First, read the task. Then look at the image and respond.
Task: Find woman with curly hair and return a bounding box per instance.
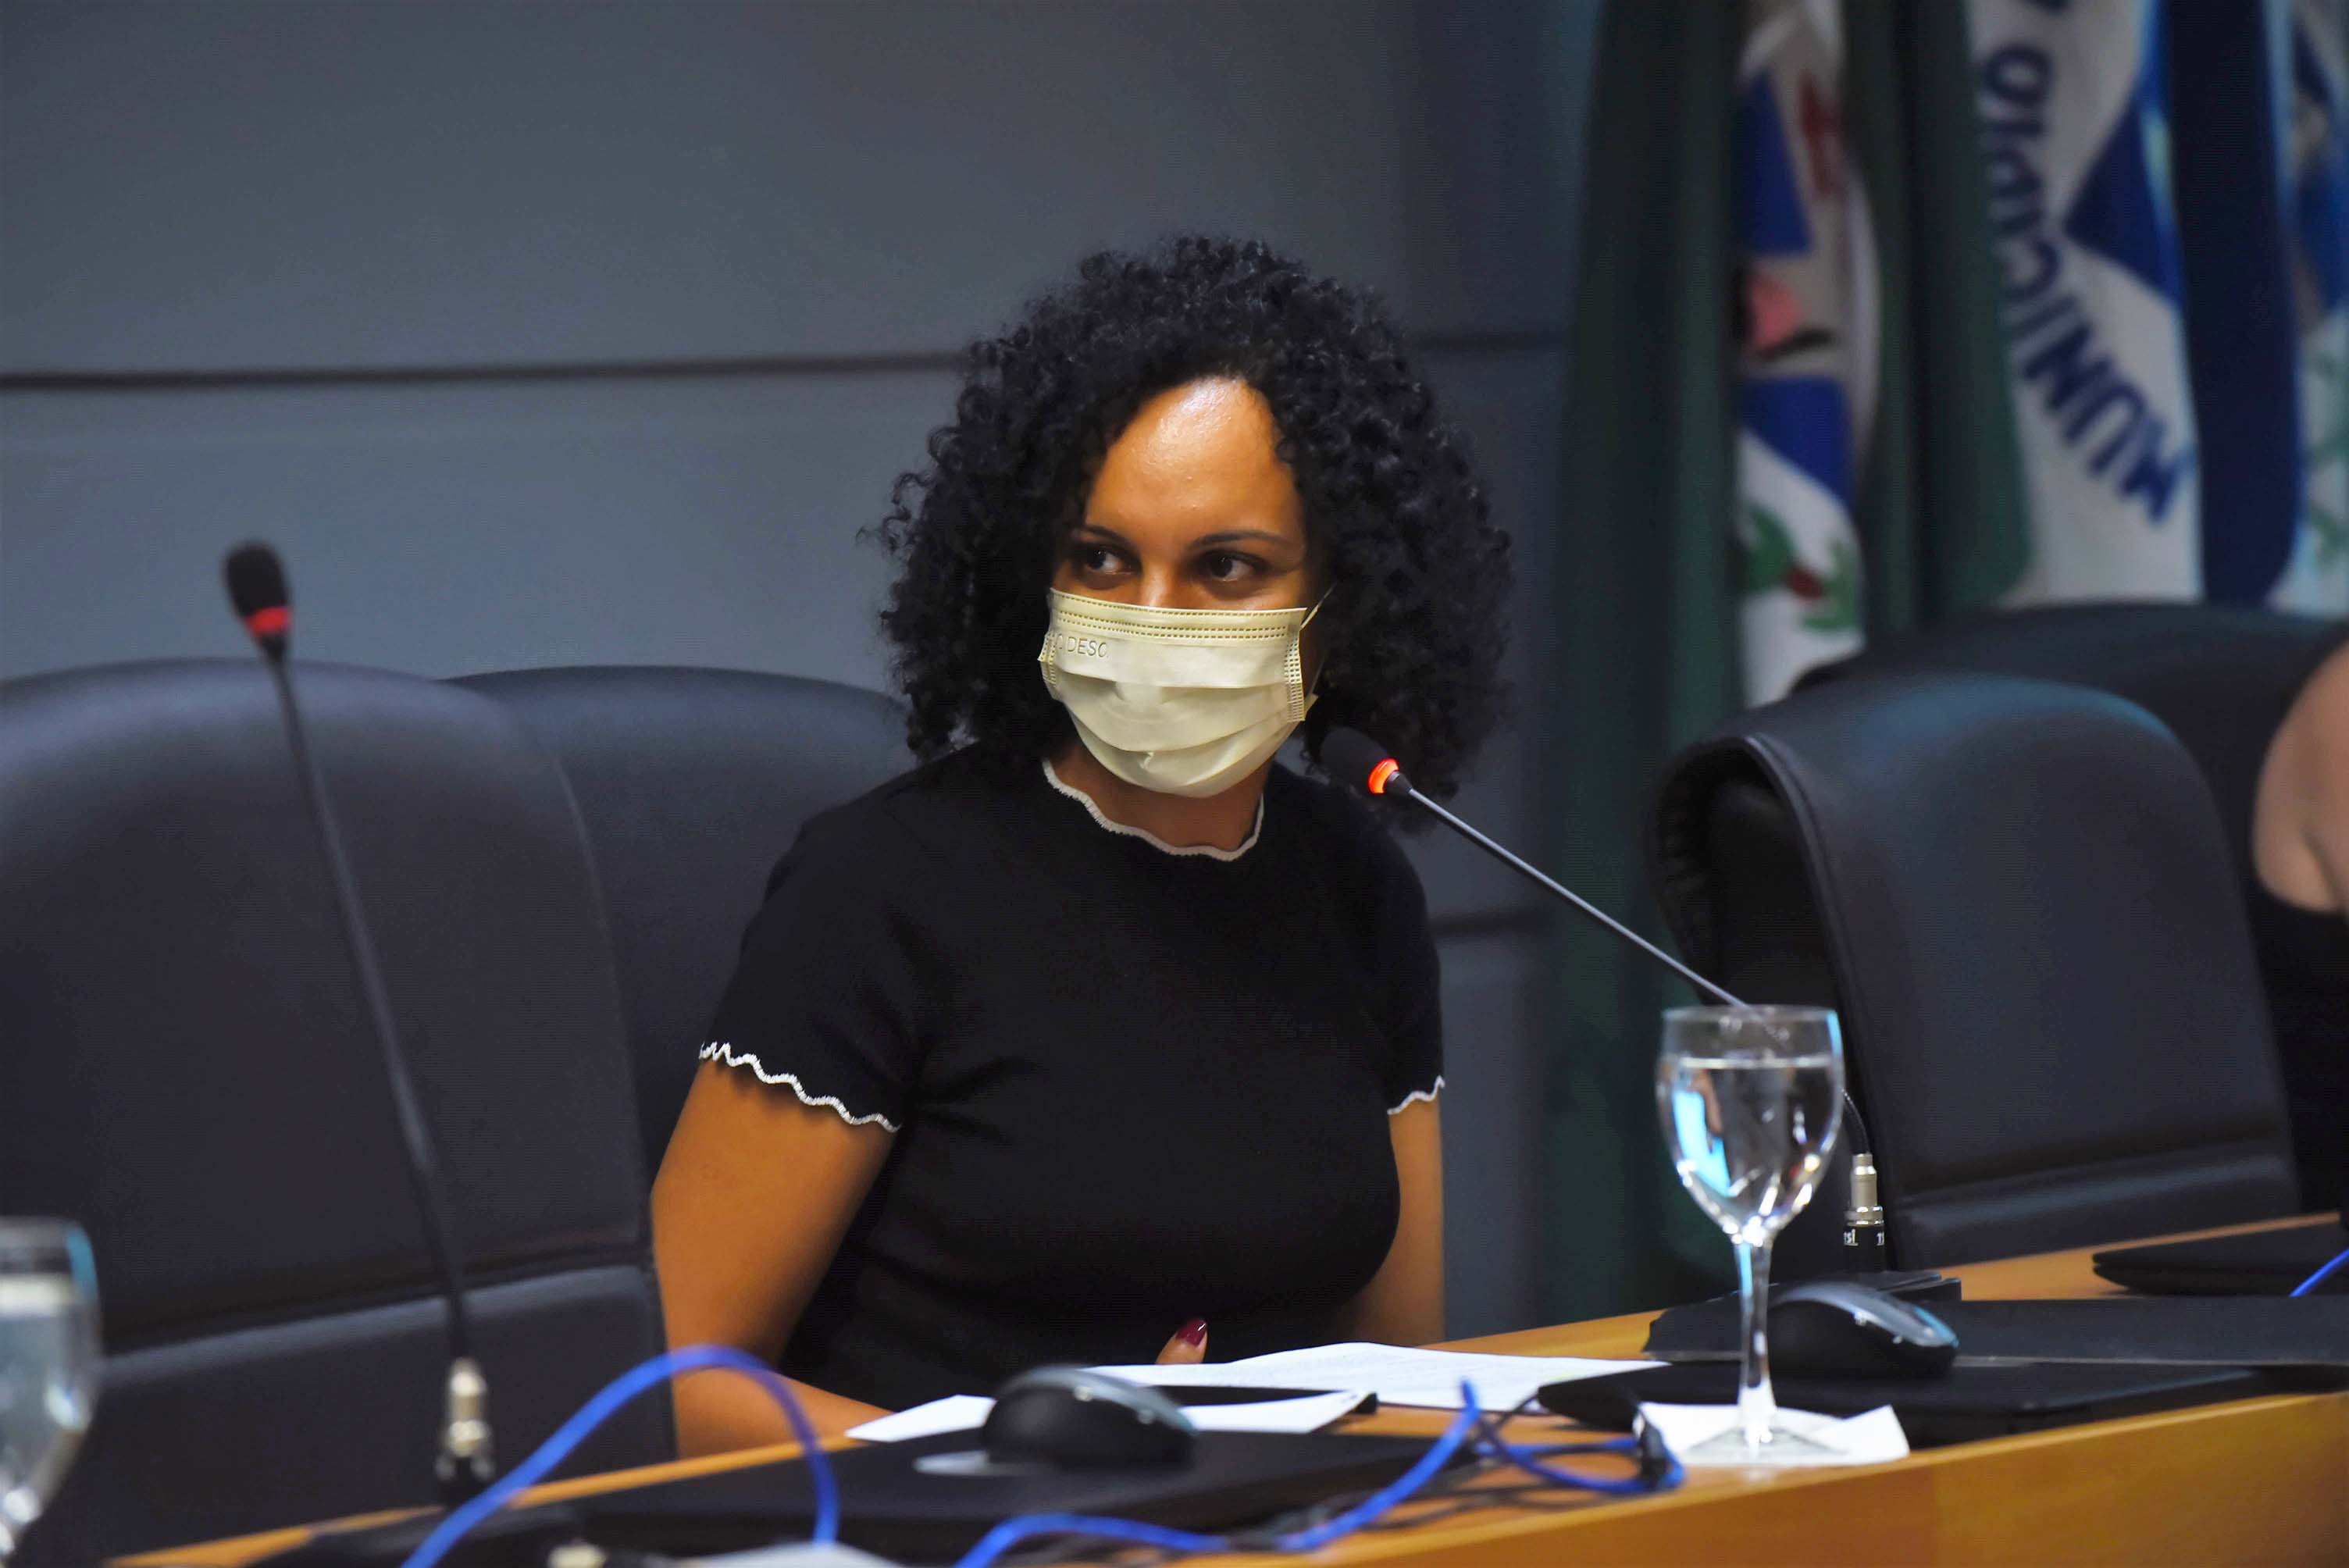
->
[653,236,1513,1452]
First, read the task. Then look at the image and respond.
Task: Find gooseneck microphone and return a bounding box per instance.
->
[224,543,495,1500]
[1321,727,1884,1264]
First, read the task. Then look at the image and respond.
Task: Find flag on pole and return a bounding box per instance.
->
[1553,0,2035,1320]
[1969,0,2203,603]
[2171,0,2308,605]
[1554,0,1746,1320]
[2277,0,2349,611]
[1844,0,2034,634]
[1733,0,1875,702]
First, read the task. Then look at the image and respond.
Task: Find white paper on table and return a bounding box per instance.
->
[1637,1402,1910,1468]
[847,1395,996,1444]
[1091,1342,1652,1411]
[846,1387,1371,1445]
[1178,1388,1371,1434]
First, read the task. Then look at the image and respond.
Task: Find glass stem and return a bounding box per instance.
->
[1735,1236,1777,1449]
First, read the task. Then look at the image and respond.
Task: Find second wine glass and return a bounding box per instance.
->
[0,1219,100,1563]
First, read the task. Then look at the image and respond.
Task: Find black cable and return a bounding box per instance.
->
[265,658,478,1366]
[1399,786,1873,1156]
[1403,792,1736,1006]
[1839,1084,1873,1156]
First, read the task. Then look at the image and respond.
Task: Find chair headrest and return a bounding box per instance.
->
[1798,604,2349,873]
[0,658,645,1339]
[458,665,908,1171]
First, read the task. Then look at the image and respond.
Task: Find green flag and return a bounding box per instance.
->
[1547,0,2027,1321]
[1551,0,1745,1322]
[1848,0,2032,631]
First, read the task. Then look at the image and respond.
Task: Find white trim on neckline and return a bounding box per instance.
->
[1041,758,1264,861]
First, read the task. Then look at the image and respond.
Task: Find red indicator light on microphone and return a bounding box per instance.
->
[244,607,291,639]
[1367,757,1401,796]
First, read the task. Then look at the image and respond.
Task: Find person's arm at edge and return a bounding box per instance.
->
[2258,646,2349,914]
[2300,655,2349,912]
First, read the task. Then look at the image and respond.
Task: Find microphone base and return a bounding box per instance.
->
[436,1355,495,1505]
[1841,1224,1890,1272]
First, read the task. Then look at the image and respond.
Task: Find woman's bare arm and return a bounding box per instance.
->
[1338,1098,1445,1345]
[652,1061,896,1453]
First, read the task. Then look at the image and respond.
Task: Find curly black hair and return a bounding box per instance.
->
[873,235,1511,802]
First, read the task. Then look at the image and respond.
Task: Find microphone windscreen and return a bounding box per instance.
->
[224,543,290,620]
[1321,727,1399,795]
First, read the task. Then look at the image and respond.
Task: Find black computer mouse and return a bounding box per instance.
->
[982,1367,1199,1468]
[1770,1280,1960,1378]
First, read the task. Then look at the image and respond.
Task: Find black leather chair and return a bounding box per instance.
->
[1802,604,2349,1209]
[0,661,670,1563]
[457,667,909,1172]
[1650,672,2300,1269]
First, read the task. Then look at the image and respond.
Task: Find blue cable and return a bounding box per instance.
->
[1462,1394,1683,1495]
[401,1362,1680,1568]
[2291,1244,2349,1296]
[1451,1399,1670,1496]
[952,1377,1674,1568]
[1478,1429,1684,1495]
[952,1383,1489,1568]
[397,1344,837,1568]
[1267,1387,1486,1552]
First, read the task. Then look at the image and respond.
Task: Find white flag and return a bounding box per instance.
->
[2273,0,2349,611]
[1734,0,1875,704]
[1969,0,2202,603]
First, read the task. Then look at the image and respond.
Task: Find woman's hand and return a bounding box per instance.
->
[1155,1317,1209,1365]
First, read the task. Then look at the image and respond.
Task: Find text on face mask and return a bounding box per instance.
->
[1057,633,1110,660]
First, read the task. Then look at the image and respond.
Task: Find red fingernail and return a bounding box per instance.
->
[1178,1318,1207,1347]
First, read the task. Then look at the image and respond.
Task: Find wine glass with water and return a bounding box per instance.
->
[0,1221,99,1561]
[1656,1006,1844,1459]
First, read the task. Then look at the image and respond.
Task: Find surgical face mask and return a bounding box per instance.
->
[1037,588,1322,798]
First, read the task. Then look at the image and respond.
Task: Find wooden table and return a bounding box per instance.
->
[130,1217,2349,1567]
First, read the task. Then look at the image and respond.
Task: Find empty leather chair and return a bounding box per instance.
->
[1650,672,2300,1269]
[0,661,668,1563]
[1800,603,2349,1205]
[457,667,908,1173]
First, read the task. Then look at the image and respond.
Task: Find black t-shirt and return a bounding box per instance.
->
[699,747,1443,1410]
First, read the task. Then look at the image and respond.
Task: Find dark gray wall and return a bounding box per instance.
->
[0,0,1599,1338]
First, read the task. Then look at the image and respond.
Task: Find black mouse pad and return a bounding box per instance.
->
[2092,1217,2349,1295]
[576,1428,1465,1563]
[1538,1362,2326,1448]
[1644,1294,2349,1367]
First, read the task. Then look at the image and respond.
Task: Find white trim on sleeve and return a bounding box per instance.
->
[700,1042,903,1132]
[1387,1075,1445,1115]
